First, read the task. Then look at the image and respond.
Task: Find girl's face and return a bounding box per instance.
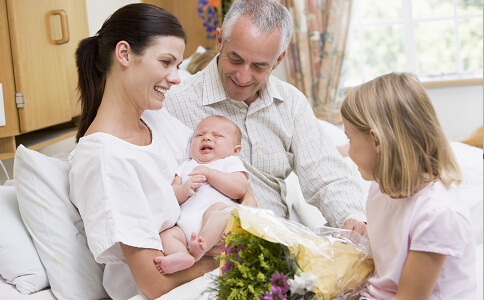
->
[343,118,380,181]
[127,36,185,111]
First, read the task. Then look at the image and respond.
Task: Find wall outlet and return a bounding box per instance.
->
[0,84,5,127]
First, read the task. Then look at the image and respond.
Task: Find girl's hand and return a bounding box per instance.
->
[182,175,206,197]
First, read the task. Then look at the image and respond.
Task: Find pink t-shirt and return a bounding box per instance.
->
[360,180,477,300]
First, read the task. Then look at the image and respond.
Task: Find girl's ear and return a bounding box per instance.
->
[370,129,381,153]
[115,41,130,67]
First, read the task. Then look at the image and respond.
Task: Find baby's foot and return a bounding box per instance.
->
[153,253,195,275]
[189,232,206,261]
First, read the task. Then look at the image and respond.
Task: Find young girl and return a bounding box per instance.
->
[341,72,476,300]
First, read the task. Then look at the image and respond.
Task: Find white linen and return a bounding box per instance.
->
[0,185,48,294]
[176,156,249,240]
[69,108,193,299]
[14,145,108,300]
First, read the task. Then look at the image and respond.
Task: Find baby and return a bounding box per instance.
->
[154,115,251,274]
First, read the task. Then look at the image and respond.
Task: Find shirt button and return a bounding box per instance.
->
[254,145,259,151]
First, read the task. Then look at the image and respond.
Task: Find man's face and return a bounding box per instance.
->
[216,16,285,106]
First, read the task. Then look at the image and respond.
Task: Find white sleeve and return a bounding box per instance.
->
[70,137,166,264]
[223,156,251,181]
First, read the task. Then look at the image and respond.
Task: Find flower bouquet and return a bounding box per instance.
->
[205,206,374,300]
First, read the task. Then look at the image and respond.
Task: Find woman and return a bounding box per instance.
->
[69,4,219,299]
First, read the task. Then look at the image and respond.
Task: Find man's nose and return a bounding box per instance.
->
[236,64,252,85]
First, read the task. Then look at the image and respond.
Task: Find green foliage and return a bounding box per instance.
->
[205,226,295,300]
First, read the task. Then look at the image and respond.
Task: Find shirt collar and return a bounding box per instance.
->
[202,54,284,107]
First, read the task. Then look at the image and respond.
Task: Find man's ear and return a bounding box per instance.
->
[216,28,223,52]
[233,145,242,156]
[115,41,130,67]
[370,129,381,153]
[273,50,286,70]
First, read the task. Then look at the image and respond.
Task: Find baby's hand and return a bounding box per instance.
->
[182,175,206,197]
[189,165,211,177]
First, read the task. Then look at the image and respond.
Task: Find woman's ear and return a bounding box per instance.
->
[115,41,130,67]
[370,129,381,153]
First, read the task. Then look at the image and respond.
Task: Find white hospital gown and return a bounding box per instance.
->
[69,107,192,300]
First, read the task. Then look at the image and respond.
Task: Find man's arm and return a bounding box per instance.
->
[291,100,367,229]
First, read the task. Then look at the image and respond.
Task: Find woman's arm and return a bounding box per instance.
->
[391,250,446,300]
[120,243,218,300]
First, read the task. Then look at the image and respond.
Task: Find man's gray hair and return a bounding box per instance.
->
[220,0,293,57]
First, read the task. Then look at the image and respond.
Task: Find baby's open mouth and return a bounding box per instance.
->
[200,145,213,152]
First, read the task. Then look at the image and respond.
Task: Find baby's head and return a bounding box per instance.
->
[190,115,242,164]
[341,72,461,198]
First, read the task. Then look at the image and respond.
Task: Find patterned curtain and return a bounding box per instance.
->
[280,0,352,125]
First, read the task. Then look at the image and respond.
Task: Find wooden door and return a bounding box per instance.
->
[0,0,20,138]
[7,0,71,133]
[63,0,89,118]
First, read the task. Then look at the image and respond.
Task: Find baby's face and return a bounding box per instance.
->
[190,117,240,164]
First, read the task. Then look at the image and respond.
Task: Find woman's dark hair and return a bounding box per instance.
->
[75,3,187,142]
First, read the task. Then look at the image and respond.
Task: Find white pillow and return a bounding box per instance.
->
[14,145,108,300]
[450,141,483,245]
[0,185,49,294]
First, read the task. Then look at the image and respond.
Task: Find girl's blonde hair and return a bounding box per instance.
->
[341,72,462,198]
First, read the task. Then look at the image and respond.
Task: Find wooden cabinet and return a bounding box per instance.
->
[0,0,88,158]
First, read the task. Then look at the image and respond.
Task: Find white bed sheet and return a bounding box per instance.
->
[0,277,55,300]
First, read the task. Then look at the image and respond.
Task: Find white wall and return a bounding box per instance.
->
[85,0,140,37]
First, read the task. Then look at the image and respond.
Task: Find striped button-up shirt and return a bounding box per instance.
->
[165,57,366,228]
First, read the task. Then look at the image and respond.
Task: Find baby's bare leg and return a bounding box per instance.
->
[190,202,230,261]
[154,226,195,274]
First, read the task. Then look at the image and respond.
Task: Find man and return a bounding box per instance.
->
[165,0,367,235]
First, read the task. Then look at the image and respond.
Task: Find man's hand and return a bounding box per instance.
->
[342,218,368,238]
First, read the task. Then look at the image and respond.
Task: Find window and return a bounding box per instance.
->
[344,0,483,87]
